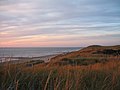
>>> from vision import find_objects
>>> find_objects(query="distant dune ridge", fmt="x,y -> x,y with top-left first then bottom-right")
50,45 -> 120,65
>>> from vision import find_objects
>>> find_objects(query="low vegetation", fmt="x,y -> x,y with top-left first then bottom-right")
0,45 -> 120,90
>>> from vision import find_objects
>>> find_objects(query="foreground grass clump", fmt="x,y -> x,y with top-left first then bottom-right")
0,60 -> 120,90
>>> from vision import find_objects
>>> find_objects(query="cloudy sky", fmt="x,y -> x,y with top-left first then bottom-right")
0,0 -> 120,47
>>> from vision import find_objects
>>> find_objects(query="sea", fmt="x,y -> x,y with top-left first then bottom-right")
0,47 -> 82,58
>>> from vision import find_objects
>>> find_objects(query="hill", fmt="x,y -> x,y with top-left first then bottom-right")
0,45 -> 120,90
50,45 -> 120,65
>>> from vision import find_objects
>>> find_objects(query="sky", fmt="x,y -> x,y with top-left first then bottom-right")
0,0 -> 120,47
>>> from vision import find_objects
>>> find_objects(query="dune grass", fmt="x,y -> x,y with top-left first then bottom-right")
0,58 -> 120,90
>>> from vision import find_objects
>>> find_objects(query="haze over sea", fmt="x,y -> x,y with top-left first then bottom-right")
0,47 -> 81,57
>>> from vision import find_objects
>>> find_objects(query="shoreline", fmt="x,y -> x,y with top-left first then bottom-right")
0,49 -> 81,64
0,54 -> 59,64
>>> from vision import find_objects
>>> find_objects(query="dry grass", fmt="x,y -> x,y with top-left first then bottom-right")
0,59 -> 120,90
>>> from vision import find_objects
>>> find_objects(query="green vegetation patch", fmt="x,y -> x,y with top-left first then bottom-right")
57,57 -> 107,66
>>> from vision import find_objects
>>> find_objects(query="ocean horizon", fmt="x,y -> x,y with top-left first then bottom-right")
0,47 -> 82,58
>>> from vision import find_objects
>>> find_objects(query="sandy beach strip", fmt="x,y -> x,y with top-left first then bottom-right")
0,54 -> 59,64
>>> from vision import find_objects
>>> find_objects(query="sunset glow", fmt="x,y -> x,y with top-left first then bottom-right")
0,0 -> 120,47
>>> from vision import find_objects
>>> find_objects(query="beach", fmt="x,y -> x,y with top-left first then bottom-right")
0,54 -> 59,64
0,47 -> 81,64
